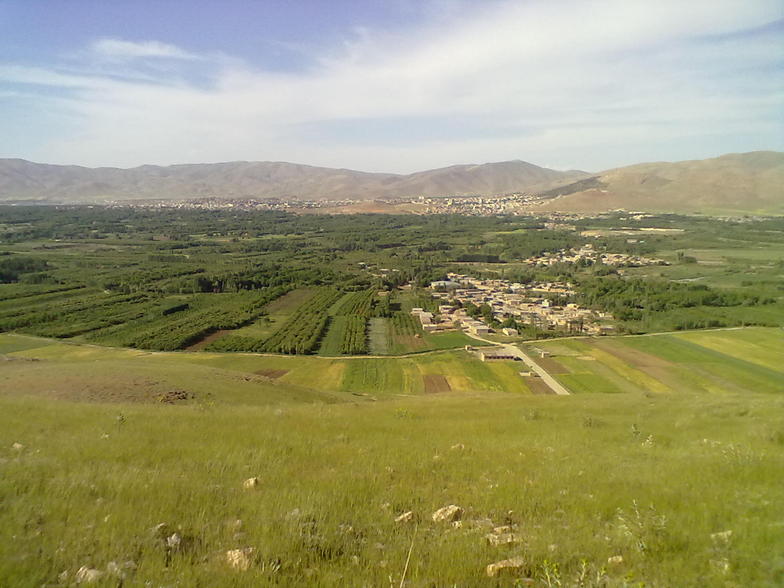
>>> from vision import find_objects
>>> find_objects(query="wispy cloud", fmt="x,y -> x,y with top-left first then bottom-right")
0,0 -> 781,172
89,38 -> 198,62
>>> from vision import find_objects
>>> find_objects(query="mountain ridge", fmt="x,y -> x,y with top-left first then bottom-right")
0,152 -> 781,214
0,158 -> 587,203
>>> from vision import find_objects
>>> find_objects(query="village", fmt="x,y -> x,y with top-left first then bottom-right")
521,242 -> 667,268
410,272 -> 615,338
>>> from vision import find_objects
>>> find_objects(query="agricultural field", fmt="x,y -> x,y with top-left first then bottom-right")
229,288 -> 318,341
2,208 -> 783,352
1,328 -> 782,586
526,327 -> 784,396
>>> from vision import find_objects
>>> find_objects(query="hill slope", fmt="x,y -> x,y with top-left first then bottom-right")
536,151 -> 784,214
0,159 -> 587,203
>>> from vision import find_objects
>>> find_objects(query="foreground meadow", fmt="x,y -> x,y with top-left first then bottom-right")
1,330 -> 783,586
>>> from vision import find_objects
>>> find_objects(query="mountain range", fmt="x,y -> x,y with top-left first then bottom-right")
0,151 -> 781,214
0,158 -> 586,203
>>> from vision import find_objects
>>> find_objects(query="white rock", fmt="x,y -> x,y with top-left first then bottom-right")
75,566 -> 104,583
607,555 -> 624,565
243,477 -> 260,490
451,520 -> 463,529
710,530 -> 733,544
226,547 -> 255,571
450,443 -> 465,450
493,525 -> 514,534
486,556 -> 526,577
11,442 -> 23,451
395,511 -> 414,523
432,504 -> 464,523
166,533 -> 182,549
486,533 -> 521,546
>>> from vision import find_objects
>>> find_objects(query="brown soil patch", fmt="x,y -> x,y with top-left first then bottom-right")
588,339 -> 669,368
157,389 -> 194,404
525,377 -> 554,395
0,366 -> 194,404
532,355 -> 569,374
255,369 -> 289,379
185,330 -> 230,351
423,374 -> 451,394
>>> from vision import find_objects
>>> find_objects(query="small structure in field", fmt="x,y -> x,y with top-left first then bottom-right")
479,350 -> 518,362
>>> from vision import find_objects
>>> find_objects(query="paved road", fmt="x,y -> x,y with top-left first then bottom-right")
465,334 -> 571,396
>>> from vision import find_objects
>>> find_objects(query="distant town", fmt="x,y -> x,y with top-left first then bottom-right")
108,192 -> 568,216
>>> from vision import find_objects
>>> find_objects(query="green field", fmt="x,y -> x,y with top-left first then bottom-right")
528,327 -> 784,396
1,328 -> 782,586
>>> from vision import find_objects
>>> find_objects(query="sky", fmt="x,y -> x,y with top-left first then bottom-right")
0,0 -> 782,173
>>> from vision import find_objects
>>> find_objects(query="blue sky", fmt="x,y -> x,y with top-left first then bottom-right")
0,0 -> 782,173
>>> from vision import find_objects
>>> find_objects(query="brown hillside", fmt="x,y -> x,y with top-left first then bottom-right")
536,152 -> 784,214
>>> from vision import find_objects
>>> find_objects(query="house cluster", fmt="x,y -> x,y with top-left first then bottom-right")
380,193 -> 547,216
522,243 -> 667,267
115,197 -> 360,212
425,273 -> 614,336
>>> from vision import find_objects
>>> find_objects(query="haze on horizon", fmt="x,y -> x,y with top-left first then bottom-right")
0,0 -> 782,175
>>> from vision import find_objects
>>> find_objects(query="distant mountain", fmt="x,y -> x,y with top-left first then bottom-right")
0,158 -> 587,203
535,152 -> 784,214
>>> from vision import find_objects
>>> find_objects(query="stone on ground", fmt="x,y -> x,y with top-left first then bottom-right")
243,477 -> 260,489
432,504 -> 464,523
395,511 -> 414,523
74,566 -> 104,583
486,556 -> 526,577
226,547 -> 255,571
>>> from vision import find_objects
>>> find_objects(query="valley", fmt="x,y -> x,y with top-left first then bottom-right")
1,206 -> 783,585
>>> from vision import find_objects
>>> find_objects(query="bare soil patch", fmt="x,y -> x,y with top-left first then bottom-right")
255,369 -> 289,379
423,374 -> 451,394
157,389 -> 194,404
589,339 -> 669,368
1,368 -> 194,404
525,377 -> 554,395
185,330 -> 230,351
533,355 -> 569,374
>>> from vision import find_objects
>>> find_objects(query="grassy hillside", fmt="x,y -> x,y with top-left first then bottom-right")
1,328 -> 782,586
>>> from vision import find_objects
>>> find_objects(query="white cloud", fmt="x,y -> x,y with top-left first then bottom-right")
1,0 -> 781,171
89,38 -> 198,61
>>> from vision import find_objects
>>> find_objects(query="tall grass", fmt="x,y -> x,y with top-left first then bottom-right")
1,388 -> 782,586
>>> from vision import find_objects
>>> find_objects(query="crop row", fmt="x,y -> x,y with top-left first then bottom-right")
259,288 -> 343,354
333,289 -> 376,318
0,286 -> 91,313
123,287 -> 292,351
0,292 -> 148,332
0,283 -> 87,303
390,312 -> 422,337
339,316 -> 368,354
